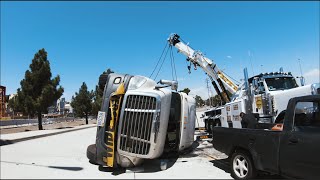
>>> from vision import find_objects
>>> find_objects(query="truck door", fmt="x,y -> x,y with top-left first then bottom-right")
279,99 -> 320,179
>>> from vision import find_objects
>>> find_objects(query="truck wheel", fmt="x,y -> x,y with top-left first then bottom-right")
230,150 -> 257,179
87,144 -> 98,165
205,121 -> 210,133
214,120 -> 221,127
207,121 -> 212,132
275,110 -> 286,123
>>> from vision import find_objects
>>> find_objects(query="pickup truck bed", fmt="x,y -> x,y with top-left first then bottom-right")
213,127 -> 281,174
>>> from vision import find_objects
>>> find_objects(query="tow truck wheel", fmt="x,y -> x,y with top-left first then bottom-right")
230,150 -> 257,179
214,120 -> 221,127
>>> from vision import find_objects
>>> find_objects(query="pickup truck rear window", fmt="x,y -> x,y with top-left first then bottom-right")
293,101 -> 320,127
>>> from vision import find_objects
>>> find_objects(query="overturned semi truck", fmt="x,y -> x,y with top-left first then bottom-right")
87,73 -> 196,168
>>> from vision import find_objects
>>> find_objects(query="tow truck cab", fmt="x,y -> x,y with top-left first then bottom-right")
220,70 -> 320,128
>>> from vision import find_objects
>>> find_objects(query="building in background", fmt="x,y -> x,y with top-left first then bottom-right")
57,98 -> 65,115
46,97 -> 72,117
64,101 -> 73,114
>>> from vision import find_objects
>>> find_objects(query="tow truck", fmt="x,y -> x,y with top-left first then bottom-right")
168,33 -> 320,131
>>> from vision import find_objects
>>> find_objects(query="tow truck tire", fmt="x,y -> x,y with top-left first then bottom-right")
87,144 -> 98,165
214,119 -> 221,127
230,150 -> 257,180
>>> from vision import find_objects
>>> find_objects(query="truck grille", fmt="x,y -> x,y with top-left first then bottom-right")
119,95 -> 158,155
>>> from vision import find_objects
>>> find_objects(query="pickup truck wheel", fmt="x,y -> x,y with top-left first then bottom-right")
231,151 -> 257,179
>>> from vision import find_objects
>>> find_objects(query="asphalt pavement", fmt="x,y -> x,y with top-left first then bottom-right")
0,126 -> 232,179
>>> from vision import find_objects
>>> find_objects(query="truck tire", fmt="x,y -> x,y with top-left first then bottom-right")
87,144 -> 98,165
204,119 -> 208,131
230,150 -> 257,180
214,119 -> 221,127
275,110 -> 286,123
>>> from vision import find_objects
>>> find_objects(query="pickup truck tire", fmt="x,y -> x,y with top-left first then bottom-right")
230,150 -> 257,180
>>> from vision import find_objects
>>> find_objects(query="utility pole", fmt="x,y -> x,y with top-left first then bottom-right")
206,78 -> 212,107
298,59 -> 305,86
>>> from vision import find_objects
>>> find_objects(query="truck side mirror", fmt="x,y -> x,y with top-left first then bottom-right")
159,79 -> 178,91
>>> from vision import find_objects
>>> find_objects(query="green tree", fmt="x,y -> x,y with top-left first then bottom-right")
71,82 -> 93,124
195,95 -> 205,107
7,95 -> 23,117
14,49 -> 64,130
206,94 -> 223,107
92,68 -> 114,116
179,88 -> 191,95
91,85 -> 103,116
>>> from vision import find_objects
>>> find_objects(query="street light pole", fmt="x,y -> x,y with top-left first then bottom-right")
298,59 -> 305,86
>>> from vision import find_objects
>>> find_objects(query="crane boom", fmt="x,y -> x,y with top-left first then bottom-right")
168,33 -> 238,103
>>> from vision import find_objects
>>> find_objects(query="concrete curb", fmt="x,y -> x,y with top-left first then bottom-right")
0,125 -> 96,146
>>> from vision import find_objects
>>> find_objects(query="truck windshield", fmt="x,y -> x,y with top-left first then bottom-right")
265,77 -> 298,91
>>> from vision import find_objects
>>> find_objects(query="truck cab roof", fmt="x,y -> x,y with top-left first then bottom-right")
248,72 -> 294,84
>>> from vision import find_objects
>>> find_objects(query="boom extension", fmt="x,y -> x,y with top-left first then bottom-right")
168,33 -> 238,103
209,76 -> 228,104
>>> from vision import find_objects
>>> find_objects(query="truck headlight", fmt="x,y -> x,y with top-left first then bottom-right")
128,76 -> 148,90
311,83 -> 320,95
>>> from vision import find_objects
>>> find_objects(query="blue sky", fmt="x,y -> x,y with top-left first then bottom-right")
1,1 -> 319,101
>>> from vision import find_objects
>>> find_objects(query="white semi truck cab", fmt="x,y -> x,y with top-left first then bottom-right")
87,73 -> 196,169
223,69 -> 320,128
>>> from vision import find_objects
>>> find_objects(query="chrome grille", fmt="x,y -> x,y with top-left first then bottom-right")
119,95 -> 158,155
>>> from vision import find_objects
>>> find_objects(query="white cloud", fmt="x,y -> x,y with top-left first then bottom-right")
304,68 -> 320,85
226,56 -> 232,59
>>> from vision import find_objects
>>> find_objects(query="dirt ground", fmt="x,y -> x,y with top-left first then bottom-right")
0,119 -> 96,135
